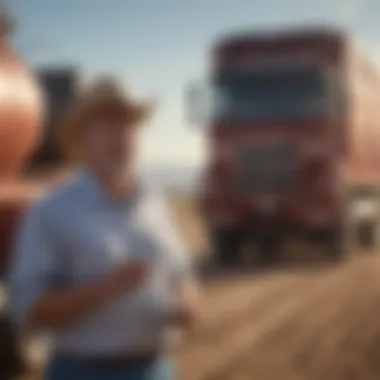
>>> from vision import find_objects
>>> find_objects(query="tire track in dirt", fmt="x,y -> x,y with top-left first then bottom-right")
180,273 -> 308,348
193,273 -> 301,323
231,260 -> 374,380
177,270 -> 317,355
307,260 -> 380,380
335,293 -> 380,380
198,268 -> 314,303
188,266 -> 337,336
311,304 -> 380,380
198,265 -> 355,380
177,265 -> 352,380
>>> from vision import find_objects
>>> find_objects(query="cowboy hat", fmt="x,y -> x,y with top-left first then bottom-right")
60,74 -> 155,159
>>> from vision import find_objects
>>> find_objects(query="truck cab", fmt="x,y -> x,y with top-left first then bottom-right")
188,27 -> 380,265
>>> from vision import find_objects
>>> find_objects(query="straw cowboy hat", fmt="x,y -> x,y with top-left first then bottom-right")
60,74 -> 155,159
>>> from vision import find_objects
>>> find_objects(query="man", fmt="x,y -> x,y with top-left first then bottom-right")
9,75 -> 201,380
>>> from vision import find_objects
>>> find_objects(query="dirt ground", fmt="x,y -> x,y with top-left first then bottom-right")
174,255 -> 380,380
22,255 -> 380,380
168,194 -> 380,380
17,195 -> 380,379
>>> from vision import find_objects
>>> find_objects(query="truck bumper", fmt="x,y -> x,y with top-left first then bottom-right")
208,208 -> 339,243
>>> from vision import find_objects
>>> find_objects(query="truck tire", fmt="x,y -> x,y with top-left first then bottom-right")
333,194 -> 380,256
256,237 -> 281,266
372,217 -> 380,251
356,189 -> 380,251
212,229 -> 243,268
357,217 -> 380,251
327,220 -> 356,261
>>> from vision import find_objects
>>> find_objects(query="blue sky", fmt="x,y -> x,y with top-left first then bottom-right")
9,0 -> 380,168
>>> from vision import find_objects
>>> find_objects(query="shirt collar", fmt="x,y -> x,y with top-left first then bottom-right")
77,168 -> 142,208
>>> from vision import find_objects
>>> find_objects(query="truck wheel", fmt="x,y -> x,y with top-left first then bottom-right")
327,221 -> 356,261
358,219 -> 380,251
212,229 -> 243,268
373,218 -> 380,251
256,237 -> 281,266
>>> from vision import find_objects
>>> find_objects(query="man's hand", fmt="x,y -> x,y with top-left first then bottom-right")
164,280 -> 202,329
103,260 -> 151,297
165,306 -> 199,327
27,260 -> 151,330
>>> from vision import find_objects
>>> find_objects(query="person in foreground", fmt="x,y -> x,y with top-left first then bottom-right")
9,75 -> 201,380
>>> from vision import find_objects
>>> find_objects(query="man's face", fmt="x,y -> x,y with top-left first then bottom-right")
80,105 -> 140,177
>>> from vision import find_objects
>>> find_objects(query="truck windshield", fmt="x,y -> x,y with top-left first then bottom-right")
212,68 -> 328,123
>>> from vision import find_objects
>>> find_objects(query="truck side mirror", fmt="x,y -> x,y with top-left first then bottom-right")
185,81 -> 209,128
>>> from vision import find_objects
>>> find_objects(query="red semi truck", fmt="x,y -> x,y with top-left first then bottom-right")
188,27 -> 380,265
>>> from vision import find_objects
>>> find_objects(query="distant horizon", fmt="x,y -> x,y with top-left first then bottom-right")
140,163 -> 201,192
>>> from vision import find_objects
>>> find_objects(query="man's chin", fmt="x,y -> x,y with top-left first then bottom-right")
106,164 -> 131,177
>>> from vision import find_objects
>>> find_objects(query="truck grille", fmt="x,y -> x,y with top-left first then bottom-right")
237,145 -> 298,192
